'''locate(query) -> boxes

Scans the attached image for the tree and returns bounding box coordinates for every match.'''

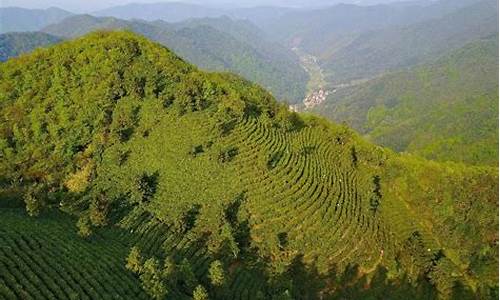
[140,258,168,300]
[126,246,143,273]
[178,258,197,291]
[162,256,176,279]
[208,260,225,287]
[24,188,43,217]
[76,215,92,238]
[193,285,209,300]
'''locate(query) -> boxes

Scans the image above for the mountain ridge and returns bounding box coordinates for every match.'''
[41,14,308,103]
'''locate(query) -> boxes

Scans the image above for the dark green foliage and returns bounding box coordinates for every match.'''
[0,209,148,299]
[0,32,62,61]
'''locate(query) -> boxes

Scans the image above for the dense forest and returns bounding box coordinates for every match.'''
[262,0,497,85]
[313,36,499,166]
[0,32,497,299]
[0,32,61,61]
[0,12,309,103]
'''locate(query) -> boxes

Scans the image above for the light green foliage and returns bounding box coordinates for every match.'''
[76,215,93,238]
[23,185,44,217]
[193,285,209,300]
[140,258,168,300]
[126,246,143,273]
[208,260,225,287]
[0,31,497,299]
[315,36,499,166]
[41,14,308,103]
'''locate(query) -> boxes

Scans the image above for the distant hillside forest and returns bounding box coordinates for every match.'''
[0,13,309,103]
[0,32,497,300]
[313,36,499,166]
[0,31,62,61]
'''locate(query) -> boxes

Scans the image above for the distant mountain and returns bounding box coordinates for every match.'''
[0,32,61,61]
[42,15,308,102]
[262,0,483,55]
[93,2,223,22]
[313,36,499,165]
[93,2,295,28]
[321,0,498,84]
[0,7,71,33]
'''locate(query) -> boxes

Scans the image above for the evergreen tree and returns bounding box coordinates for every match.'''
[126,246,143,274]
[193,285,209,300]
[208,260,225,287]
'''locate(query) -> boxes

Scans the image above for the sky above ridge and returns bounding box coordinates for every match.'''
[0,0,414,13]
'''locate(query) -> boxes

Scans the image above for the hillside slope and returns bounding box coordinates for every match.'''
[262,0,483,55]
[0,32,497,299]
[321,0,498,84]
[0,32,62,61]
[313,36,499,166]
[42,15,308,103]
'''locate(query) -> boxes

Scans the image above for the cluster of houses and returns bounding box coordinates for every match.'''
[303,89,329,108]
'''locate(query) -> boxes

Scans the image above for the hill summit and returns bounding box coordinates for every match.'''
[0,31,497,299]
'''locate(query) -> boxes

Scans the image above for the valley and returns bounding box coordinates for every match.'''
[292,47,331,110]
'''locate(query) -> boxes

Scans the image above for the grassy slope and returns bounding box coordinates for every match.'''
[314,36,499,166]
[0,32,497,299]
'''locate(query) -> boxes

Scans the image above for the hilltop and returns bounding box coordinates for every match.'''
[41,14,308,103]
[0,31,497,299]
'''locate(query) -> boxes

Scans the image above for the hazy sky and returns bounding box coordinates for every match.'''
[0,0,411,12]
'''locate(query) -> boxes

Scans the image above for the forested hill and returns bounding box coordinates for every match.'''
[313,36,499,166]
[320,0,498,85]
[0,31,497,299]
[0,32,62,61]
[41,14,308,103]
[259,0,497,86]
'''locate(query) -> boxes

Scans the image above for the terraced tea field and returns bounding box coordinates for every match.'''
[0,209,148,300]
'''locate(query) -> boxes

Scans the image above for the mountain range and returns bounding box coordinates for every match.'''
[313,35,499,166]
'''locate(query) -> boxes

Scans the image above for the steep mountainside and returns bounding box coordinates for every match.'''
[262,0,483,56]
[321,0,498,84]
[42,15,308,103]
[0,7,71,33]
[0,32,62,61]
[313,36,499,166]
[0,32,497,299]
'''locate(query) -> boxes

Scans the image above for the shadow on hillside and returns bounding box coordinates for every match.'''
[100,206,487,300]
